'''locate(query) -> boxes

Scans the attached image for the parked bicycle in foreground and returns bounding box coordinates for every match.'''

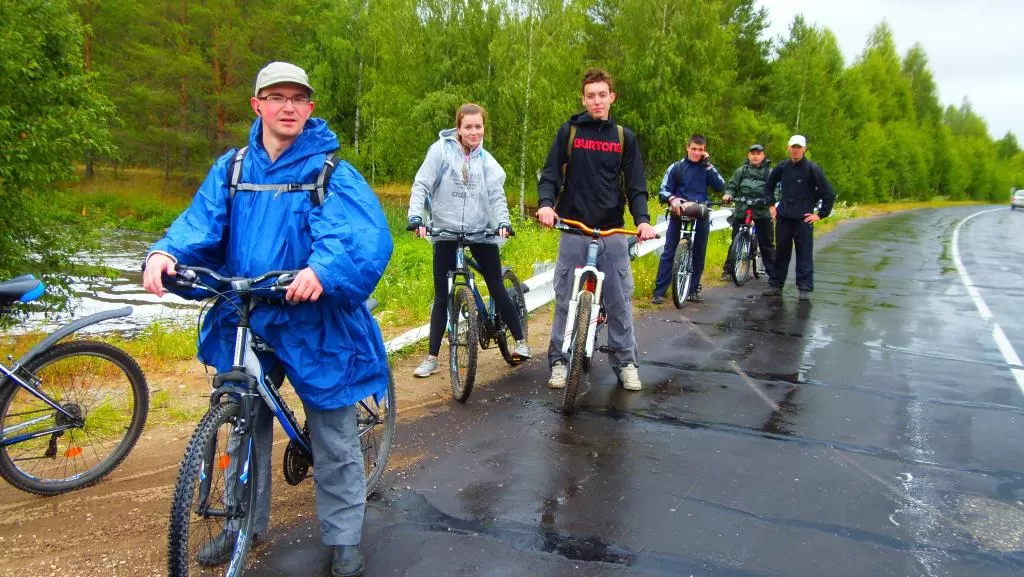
[726,198,769,286]
[429,228,530,403]
[668,201,719,308]
[0,274,149,495]
[164,265,395,577]
[553,218,644,414]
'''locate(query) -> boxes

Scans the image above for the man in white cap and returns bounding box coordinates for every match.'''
[761,134,835,301]
[142,61,391,577]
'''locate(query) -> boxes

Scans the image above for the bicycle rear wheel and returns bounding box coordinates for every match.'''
[730,230,753,286]
[168,401,257,577]
[496,269,528,366]
[0,340,148,495]
[562,291,593,415]
[671,239,693,308]
[448,286,479,402]
[358,369,396,495]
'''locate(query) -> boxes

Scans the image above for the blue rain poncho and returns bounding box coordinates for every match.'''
[150,117,393,409]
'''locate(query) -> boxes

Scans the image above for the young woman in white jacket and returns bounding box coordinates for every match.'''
[406,103,530,377]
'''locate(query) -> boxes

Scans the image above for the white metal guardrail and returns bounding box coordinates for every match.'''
[383,208,732,354]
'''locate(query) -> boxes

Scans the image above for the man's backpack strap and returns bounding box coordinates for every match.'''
[227,146,338,208]
[227,146,249,201]
[315,152,340,207]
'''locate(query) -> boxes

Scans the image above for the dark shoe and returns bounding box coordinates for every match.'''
[686,284,703,303]
[331,545,365,577]
[762,286,782,297]
[650,294,665,305]
[196,529,239,567]
[798,290,811,302]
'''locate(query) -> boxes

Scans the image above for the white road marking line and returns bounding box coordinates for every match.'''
[950,208,1024,395]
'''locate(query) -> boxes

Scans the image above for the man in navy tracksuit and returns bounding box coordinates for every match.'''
[762,134,835,302]
[651,134,726,303]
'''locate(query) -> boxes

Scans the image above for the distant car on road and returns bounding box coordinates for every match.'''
[1013,190,1024,210]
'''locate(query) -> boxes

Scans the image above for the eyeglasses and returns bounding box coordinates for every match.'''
[256,94,312,106]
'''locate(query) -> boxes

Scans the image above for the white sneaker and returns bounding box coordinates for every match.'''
[619,363,642,391]
[548,361,567,389]
[514,340,532,359]
[413,356,439,378]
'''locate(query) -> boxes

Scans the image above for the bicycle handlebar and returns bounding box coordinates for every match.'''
[172,265,298,292]
[554,218,640,237]
[426,228,498,237]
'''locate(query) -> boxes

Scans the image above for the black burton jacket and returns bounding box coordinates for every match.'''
[537,112,649,229]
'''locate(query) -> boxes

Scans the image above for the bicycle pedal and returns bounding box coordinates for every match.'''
[596,345,613,354]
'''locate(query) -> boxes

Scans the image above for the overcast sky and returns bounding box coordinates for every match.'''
[756,0,1023,141]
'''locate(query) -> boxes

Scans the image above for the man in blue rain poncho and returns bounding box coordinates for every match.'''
[141,62,391,577]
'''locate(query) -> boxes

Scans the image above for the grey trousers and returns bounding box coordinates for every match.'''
[225,371,365,546]
[547,233,637,367]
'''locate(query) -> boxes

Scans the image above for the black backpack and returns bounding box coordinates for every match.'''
[226,146,340,208]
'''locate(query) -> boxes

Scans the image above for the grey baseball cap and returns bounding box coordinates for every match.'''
[749,143,765,152]
[254,62,314,96]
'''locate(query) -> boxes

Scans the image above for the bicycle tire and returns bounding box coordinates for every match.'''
[448,285,479,402]
[562,290,593,415]
[0,340,149,495]
[168,401,258,577]
[671,239,693,309]
[496,269,528,366]
[359,369,396,495]
[730,230,753,286]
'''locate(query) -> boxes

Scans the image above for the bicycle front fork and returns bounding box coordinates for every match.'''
[562,266,605,358]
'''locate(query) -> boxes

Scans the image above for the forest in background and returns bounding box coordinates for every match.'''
[3,0,1024,298]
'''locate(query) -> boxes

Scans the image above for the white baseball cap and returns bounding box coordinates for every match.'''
[788,134,807,148]
[254,62,314,96]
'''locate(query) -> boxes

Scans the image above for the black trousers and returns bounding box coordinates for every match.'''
[771,217,815,291]
[429,241,524,356]
[723,217,775,280]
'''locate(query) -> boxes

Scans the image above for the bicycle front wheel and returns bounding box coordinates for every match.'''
[496,269,528,366]
[730,230,753,286]
[448,285,479,402]
[671,239,693,308]
[562,290,593,415]
[168,401,257,577]
[0,340,149,495]
[359,369,396,495]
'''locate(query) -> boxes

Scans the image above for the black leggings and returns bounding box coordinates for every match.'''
[428,241,525,356]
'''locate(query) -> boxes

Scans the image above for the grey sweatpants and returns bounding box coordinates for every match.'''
[547,233,637,368]
[225,369,365,546]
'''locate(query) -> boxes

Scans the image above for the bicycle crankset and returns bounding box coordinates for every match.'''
[283,424,313,486]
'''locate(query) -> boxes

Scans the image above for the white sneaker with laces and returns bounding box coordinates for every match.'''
[548,361,567,389]
[514,340,532,359]
[619,363,642,391]
[413,356,440,378]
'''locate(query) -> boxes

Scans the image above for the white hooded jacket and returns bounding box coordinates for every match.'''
[408,128,510,245]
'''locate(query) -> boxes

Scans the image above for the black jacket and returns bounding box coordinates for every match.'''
[763,158,836,219]
[537,112,649,229]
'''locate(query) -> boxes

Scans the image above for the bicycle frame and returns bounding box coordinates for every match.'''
[1,306,133,448]
[435,230,505,343]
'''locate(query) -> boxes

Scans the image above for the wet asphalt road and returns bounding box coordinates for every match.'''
[250,206,1024,577]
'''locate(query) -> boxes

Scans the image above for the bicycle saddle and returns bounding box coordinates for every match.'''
[0,275,45,303]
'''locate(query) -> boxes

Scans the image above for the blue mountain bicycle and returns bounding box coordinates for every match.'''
[428,228,529,403]
[0,275,148,495]
[164,265,395,577]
